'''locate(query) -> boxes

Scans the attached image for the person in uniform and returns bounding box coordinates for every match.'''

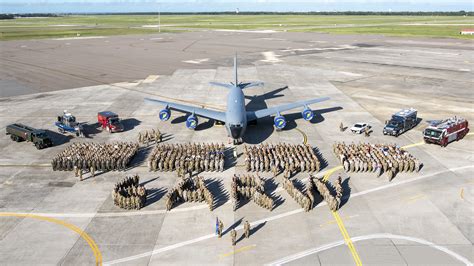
[231,229,237,246]
[244,221,250,238]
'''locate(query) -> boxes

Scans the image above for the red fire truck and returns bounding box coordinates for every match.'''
[423,117,469,147]
[97,111,124,133]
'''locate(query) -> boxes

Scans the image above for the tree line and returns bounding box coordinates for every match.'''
[1,11,471,20]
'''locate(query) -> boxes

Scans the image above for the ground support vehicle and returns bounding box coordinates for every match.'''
[6,123,53,149]
[98,111,124,133]
[55,111,83,137]
[383,108,418,137]
[424,117,469,147]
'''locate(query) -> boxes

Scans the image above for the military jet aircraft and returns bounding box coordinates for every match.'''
[145,55,330,144]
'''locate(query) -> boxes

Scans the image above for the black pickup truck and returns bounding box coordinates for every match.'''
[6,123,53,149]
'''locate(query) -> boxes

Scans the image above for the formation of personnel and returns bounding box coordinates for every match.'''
[243,143,321,175]
[149,143,226,173]
[312,176,344,211]
[112,175,147,210]
[164,175,214,211]
[282,177,313,212]
[333,142,422,181]
[230,174,273,211]
[51,142,139,175]
[138,129,162,145]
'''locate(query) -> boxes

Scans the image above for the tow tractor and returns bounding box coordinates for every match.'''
[423,117,469,147]
[55,111,83,137]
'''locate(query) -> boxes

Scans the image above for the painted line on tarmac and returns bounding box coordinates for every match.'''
[142,75,160,84]
[322,165,343,182]
[332,211,362,266]
[401,141,425,149]
[0,163,50,167]
[0,213,102,266]
[405,193,426,203]
[104,165,474,265]
[266,233,473,266]
[219,244,257,259]
[319,214,359,228]
[294,128,308,145]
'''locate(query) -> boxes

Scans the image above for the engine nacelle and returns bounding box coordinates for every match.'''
[274,115,286,129]
[301,107,314,121]
[186,115,198,129]
[159,108,171,121]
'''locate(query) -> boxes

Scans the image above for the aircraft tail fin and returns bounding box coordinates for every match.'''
[234,54,238,86]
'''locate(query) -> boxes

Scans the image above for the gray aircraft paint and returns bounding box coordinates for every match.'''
[145,55,330,141]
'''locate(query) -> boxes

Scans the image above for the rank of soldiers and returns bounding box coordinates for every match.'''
[243,143,321,175]
[51,142,139,173]
[164,175,214,211]
[148,143,226,173]
[138,129,162,145]
[282,175,345,212]
[230,174,273,211]
[333,142,422,181]
[312,176,344,211]
[112,175,147,210]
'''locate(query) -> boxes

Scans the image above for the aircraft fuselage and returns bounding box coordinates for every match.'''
[225,86,247,140]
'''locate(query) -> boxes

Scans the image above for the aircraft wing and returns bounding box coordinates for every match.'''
[145,98,226,122]
[247,97,330,121]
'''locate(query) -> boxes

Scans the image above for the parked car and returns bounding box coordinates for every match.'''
[351,123,370,134]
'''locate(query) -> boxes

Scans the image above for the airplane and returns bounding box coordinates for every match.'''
[145,55,330,144]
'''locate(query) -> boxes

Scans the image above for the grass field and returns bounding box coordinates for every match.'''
[1,15,473,40]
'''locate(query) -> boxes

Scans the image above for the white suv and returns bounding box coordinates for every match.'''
[351,123,370,134]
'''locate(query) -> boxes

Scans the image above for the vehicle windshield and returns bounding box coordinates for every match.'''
[425,129,442,138]
[354,124,363,128]
[387,121,399,128]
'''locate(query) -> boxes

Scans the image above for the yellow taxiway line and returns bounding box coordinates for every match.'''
[294,128,308,145]
[219,244,257,258]
[0,213,102,265]
[332,211,363,266]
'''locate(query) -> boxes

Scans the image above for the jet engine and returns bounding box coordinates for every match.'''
[186,115,198,129]
[274,115,286,129]
[159,108,171,121]
[301,107,314,121]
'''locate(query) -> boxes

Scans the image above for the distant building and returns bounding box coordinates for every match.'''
[460,29,474,35]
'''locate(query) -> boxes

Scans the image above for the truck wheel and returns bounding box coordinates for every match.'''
[10,135,15,141]
[35,143,41,150]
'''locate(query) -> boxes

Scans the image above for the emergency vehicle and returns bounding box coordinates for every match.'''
[423,117,469,147]
[97,111,124,133]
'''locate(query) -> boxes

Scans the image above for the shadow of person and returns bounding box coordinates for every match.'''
[205,178,229,209]
[145,187,168,206]
[264,178,285,210]
[250,221,267,236]
[339,177,352,208]
[223,217,243,236]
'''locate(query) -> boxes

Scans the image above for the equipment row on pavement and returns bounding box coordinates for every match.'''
[230,174,273,211]
[164,175,214,211]
[112,175,147,210]
[51,142,139,172]
[243,143,321,174]
[333,142,422,181]
[149,143,226,173]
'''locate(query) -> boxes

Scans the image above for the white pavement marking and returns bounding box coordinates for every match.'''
[103,165,473,265]
[183,58,209,64]
[53,36,107,41]
[339,71,363,77]
[267,233,473,266]
[142,75,160,84]
[214,29,277,33]
[281,45,358,53]
[260,51,282,63]
[150,37,163,40]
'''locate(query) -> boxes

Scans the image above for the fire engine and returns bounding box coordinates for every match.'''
[423,117,469,147]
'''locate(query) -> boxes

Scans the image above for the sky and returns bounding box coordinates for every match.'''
[0,0,472,13]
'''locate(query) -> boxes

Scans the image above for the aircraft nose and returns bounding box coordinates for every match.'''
[230,125,242,139]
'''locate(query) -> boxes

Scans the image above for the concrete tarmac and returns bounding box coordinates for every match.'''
[0,31,473,265]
